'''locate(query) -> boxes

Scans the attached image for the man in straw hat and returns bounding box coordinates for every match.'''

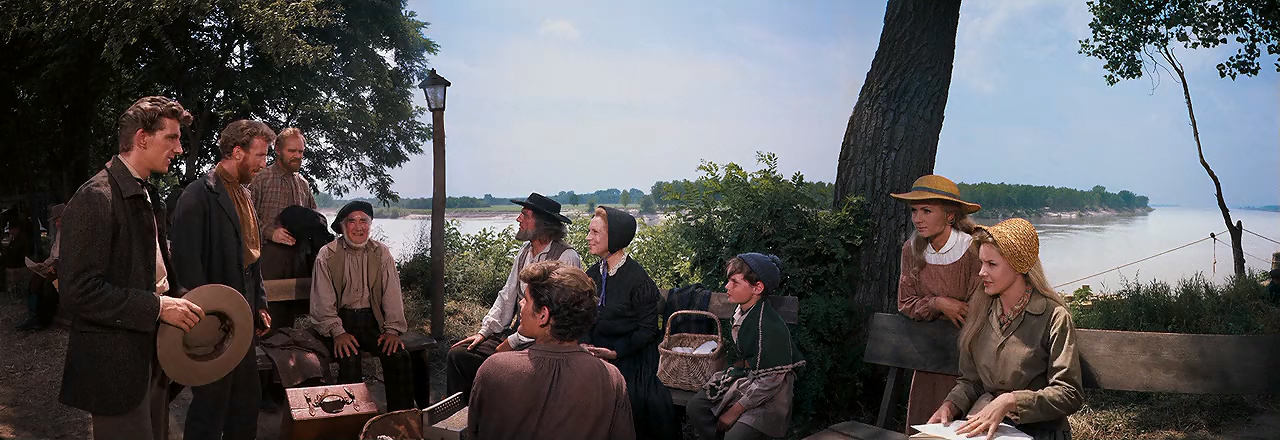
[170,119,276,440]
[446,192,583,402]
[58,96,205,440]
[15,203,64,331]
[309,200,416,410]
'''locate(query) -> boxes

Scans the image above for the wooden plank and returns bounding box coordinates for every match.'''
[400,330,438,352]
[659,289,800,324]
[266,278,311,302]
[801,421,907,440]
[863,313,960,376]
[875,367,899,429]
[1075,329,1280,394]
[863,313,1280,395]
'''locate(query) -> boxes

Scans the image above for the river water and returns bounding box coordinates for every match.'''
[346,207,1280,293]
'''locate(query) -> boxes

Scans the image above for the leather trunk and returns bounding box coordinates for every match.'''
[282,383,379,440]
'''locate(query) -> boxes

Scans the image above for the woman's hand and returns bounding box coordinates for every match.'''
[927,400,960,425]
[935,297,969,328]
[955,393,1017,439]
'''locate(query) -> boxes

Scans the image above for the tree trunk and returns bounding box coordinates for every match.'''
[1161,47,1247,277]
[833,0,963,314]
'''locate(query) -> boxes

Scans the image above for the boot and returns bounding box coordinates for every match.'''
[14,291,38,330]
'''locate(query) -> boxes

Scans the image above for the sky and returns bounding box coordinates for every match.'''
[376,0,1279,208]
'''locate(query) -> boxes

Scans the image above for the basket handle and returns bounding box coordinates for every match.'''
[664,309,722,339]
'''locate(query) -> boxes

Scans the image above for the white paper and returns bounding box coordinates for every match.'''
[672,347,694,354]
[910,422,1032,440]
[693,340,718,354]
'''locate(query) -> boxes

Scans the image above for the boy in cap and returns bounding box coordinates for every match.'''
[687,253,804,440]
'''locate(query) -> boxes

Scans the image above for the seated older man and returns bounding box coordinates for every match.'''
[466,261,635,440]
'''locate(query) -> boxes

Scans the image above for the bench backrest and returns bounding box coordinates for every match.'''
[658,289,800,324]
[864,312,1280,394]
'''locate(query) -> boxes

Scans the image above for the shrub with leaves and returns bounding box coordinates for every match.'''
[662,152,872,435]
[1069,272,1280,335]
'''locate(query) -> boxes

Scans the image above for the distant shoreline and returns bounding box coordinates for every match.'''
[972,207,1155,220]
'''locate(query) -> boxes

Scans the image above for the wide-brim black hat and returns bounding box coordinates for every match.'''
[510,192,571,224]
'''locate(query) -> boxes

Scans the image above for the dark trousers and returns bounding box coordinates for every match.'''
[445,333,506,403]
[687,390,770,440]
[335,308,415,411]
[91,361,168,440]
[20,274,58,328]
[184,351,260,440]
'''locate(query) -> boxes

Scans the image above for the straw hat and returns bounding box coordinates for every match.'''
[974,218,1039,274]
[157,284,254,386]
[890,175,981,214]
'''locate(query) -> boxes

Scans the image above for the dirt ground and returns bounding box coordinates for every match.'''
[0,294,449,440]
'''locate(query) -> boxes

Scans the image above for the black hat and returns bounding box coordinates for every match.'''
[598,206,636,253]
[510,192,571,224]
[331,200,374,235]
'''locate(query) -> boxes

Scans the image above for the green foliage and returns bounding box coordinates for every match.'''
[619,190,631,207]
[639,195,656,214]
[958,182,1151,217]
[1079,0,1280,83]
[397,220,520,339]
[0,0,438,202]
[1068,272,1280,335]
[663,152,872,435]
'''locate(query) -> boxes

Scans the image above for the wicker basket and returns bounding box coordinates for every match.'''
[657,310,724,391]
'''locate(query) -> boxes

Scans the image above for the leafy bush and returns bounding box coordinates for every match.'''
[397,220,520,340]
[1068,271,1280,335]
[661,152,872,435]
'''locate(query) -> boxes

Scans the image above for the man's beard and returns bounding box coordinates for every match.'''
[284,158,302,172]
[237,161,256,183]
[515,227,535,241]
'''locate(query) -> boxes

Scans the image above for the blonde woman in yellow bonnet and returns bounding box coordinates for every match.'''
[890,174,983,428]
[928,218,1083,439]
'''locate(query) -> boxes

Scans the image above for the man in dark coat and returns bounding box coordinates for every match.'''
[59,96,205,440]
[170,119,275,440]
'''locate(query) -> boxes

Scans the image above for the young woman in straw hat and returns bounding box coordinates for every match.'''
[929,218,1083,440]
[890,174,983,428]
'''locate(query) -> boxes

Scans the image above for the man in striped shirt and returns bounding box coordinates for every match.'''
[249,127,318,280]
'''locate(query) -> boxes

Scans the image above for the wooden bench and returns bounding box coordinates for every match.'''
[805,312,1280,439]
[656,290,799,407]
[256,278,438,407]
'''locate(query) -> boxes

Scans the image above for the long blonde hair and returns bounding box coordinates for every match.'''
[958,230,1067,352]
[907,201,978,282]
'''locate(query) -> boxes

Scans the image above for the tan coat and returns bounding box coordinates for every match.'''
[946,292,1084,439]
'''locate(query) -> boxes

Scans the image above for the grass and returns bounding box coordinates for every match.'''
[1069,391,1280,440]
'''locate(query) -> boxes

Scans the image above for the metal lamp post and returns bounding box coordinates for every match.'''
[420,69,450,340]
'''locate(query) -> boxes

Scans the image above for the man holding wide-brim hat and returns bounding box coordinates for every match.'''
[446,192,583,402]
[308,200,416,410]
[59,96,205,440]
[170,119,276,440]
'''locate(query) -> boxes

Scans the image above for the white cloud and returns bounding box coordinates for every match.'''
[538,19,581,41]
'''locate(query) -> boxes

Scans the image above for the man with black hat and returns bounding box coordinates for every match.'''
[446,192,583,402]
[309,200,416,410]
[170,119,276,440]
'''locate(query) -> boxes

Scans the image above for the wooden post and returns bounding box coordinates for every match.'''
[430,109,446,340]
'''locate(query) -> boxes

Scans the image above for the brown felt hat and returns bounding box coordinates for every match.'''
[974,218,1039,274]
[157,284,253,386]
[890,175,981,214]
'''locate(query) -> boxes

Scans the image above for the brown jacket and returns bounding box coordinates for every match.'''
[59,157,179,416]
[946,292,1084,436]
[467,344,635,440]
